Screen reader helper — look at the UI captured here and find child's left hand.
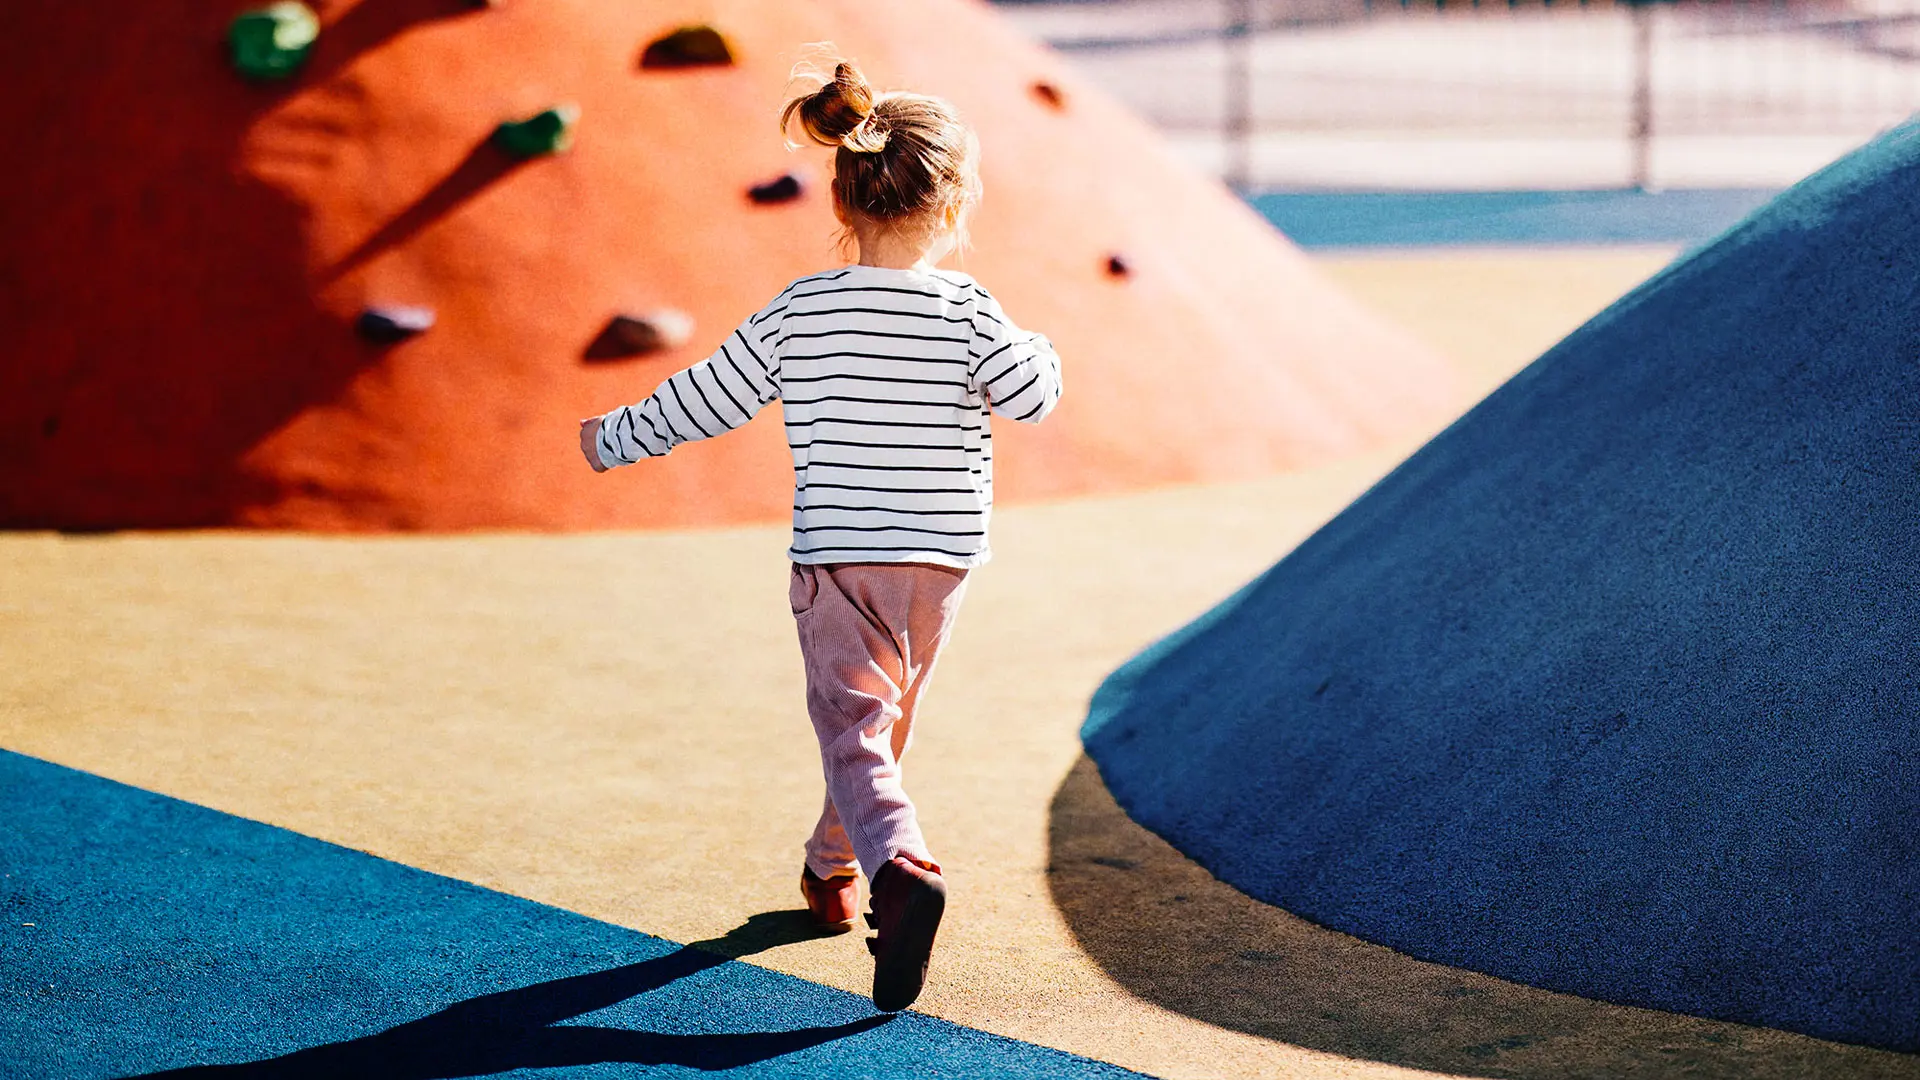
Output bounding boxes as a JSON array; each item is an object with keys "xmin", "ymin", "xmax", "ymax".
[{"xmin": 579, "ymin": 417, "xmax": 609, "ymax": 473}]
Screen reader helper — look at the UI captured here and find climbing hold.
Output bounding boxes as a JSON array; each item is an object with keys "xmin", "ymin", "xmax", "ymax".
[
  {"xmin": 1105, "ymin": 254, "xmax": 1131, "ymax": 279},
  {"xmin": 640, "ymin": 25, "xmax": 734, "ymax": 69},
  {"xmin": 227, "ymin": 2, "xmax": 320, "ymax": 81},
  {"xmin": 1031, "ymin": 81, "xmax": 1066, "ymax": 110},
  {"xmin": 355, "ymin": 305, "xmax": 435, "ymax": 343},
  {"xmin": 493, "ymin": 104, "xmax": 579, "ymax": 159},
  {"xmin": 747, "ymin": 173, "xmax": 804, "ymax": 205},
  {"xmin": 585, "ymin": 310, "xmax": 695, "ymax": 360}
]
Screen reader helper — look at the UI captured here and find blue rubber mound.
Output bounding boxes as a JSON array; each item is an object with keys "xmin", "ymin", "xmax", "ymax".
[
  {"xmin": 1085, "ymin": 120, "xmax": 1920, "ymax": 1052},
  {"xmin": 0, "ymin": 749, "xmax": 1149, "ymax": 1080},
  {"xmin": 1248, "ymin": 187, "xmax": 1779, "ymax": 249}
]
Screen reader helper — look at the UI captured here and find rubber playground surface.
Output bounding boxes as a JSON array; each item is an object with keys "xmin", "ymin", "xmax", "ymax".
[{"xmin": 8, "ymin": 248, "xmax": 1916, "ymax": 1080}]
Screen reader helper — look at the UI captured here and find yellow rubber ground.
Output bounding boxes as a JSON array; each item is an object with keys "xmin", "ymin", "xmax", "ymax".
[{"xmin": 9, "ymin": 249, "xmax": 1909, "ymax": 1079}]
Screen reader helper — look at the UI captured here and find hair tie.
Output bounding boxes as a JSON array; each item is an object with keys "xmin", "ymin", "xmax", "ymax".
[{"xmin": 841, "ymin": 112, "xmax": 890, "ymax": 154}]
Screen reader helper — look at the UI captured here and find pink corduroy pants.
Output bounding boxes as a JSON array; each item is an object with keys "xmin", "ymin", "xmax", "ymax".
[{"xmin": 790, "ymin": 561, "xmax": 969, "ymax": 883}]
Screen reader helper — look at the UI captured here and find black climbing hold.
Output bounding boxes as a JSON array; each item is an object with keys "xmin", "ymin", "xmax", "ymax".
[
  {"xmin": 1106, "ymin": 254, "xmax": 1131, "ymax": 278},
  {"xmin": 493, "ymin": 104, "xmax": 579, "ymax": 159},
  {"xmin": 356, "ymin": 305, "xmax": 435, "ymax": 343},
  {"xmin": 1031, "ymin": 81, "xmax": 1066, "ymax": 110},
  {"xmin": 748, "ymin": 173, "xmax": 804, "ymax": 205},
  {"xmin": 228, "ymin": 2, "xmax": 320, "ymax": 81},
  {"xmin": 640, "ymin": 25, "xmax": 734, "ymax": 69},
  {"xmin": 585, "ymin": 310, "xmax": 695, "ymax": 361}
]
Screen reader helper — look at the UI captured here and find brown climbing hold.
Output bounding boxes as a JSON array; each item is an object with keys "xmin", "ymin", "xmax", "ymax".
[
  {"xmin": 748, "ymin": 173, "xmax": 804, "ymax": 205},
  {"xmin": 1031, "ymin": 81, "xmax": 1066, "ymax": 110},
  {"xmin": 1106, "ymin": 254, "xmax": 1130, "ymax": 279},
  {"xmin": 585, "ymin": 310, "xmax": 695, "ymax": 361},
  {"xmin": 640, "ymin": 25, "xmax": 734, "ymax": 69}
]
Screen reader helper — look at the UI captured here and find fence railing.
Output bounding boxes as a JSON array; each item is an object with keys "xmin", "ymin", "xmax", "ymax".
[{"xmin": 996, "ymin": 0, "xmax": 1920, "ymax": 189}]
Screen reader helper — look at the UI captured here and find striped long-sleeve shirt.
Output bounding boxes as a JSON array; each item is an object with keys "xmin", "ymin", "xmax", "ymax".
[{"xmin": 595, "ymin": 265, "xmax": 1062, "ymax": 568}]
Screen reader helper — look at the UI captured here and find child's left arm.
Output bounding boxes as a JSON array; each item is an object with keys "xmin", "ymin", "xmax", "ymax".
[{"xmin": 581, "ymin": 315, "xmax": 781, "ymax": 472}]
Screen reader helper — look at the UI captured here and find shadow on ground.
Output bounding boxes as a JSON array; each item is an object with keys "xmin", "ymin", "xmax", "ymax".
[
  {"xmin": 133, "ymin": 911, "xmax": 890, "ymax": 1079},
  {"xmin": 1047, "ymin": 755, "xmax": 1920, "ymax": 1080}
]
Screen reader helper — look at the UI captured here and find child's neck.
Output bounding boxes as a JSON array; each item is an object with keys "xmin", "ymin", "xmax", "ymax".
[{"xmin": 852, "ymin": 222, "xmax": 940, "ymax": 272}]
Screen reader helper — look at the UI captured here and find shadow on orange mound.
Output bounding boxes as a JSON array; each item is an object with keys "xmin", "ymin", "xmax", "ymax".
[
  {"xmin": 0, "ymin": 0, "xmax": 1455, "ymax": 531},
  {"xmin": 1046, "ymin": 756, "xmax": 1920, "ymax": 1080}
]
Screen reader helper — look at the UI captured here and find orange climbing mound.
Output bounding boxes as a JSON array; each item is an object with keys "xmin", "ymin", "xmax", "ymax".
[{"xmin": 0, "ymin": 0, "xmax": 1458, "ymax": 531}]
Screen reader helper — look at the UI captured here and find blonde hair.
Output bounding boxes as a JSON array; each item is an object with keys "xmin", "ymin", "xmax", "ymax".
[{"xmin": 781, "ymin": 58, "xmax": 980, "ymax": 249}]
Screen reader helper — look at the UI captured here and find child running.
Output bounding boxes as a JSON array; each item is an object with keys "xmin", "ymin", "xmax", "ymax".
[{"xmin": 576, "ymin": 57, "xmax": 1061, "ymax": 1012}]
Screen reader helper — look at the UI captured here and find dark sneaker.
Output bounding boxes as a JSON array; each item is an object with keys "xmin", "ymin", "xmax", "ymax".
[
  {"xmin": 865, "ymin": 856, "xmax": 947, "ymax": 1011},
  {"xmin": 801, "ymin": 867, "xmax": 859, "ymax": 932}
]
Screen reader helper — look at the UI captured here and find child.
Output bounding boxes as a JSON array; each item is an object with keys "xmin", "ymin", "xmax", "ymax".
[{"xmin": 576, "ymin": 58, "xmax": 1061, "ymax": 1013}]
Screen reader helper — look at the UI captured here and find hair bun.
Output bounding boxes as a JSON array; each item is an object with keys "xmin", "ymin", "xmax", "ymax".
[{"xmin": 783, "ymin": 60, "xmax": 888, "ymax": 153}]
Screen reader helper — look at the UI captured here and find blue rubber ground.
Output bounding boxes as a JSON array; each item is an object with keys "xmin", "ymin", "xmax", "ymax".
[
  {"xmin": 1087, "ymin": 123, "xmax": 1920, "ymax": 1051},
  {"xmin": 0, "ymin": 749, "xmax": 1149, "ymax": 1080},
  {"xmin": 1249, "ymin": 188, "xmax": 1778, "ymax": 248}
]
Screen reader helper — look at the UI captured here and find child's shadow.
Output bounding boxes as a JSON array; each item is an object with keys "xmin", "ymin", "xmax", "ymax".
[{"xmin": 131, "ymin": 910, "xmax": 887, "ymax": 1078}]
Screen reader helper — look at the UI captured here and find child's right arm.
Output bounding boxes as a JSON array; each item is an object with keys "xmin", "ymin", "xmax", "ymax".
[
  {"xmin": 967, "ymin": 288, "xmax": 1062, "ymax": 425},
  {"xmin": 586, "ymin": 313, "xmax": 782, "ymax": 471}
]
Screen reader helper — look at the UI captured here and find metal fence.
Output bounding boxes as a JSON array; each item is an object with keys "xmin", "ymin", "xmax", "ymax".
[{"xmin": 996, "ymin": 0, "xmax": 1920, "ymax": 189}]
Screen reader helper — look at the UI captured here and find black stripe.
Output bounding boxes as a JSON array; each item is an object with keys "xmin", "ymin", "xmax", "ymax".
[
  {"xmin": 799, "ymin": 503, "xmax": 977, "ymax": 516},
  {"xmin": 801, "ymin": 482, "xmax": 980, "ymax": 495},
  {"xmin": 686, "ymin": 364, "xmax": 733, "ymax": 429},
  {"xmin": 783, "ymin": 393, "xmax": 963, "ymax": 408},
  {"xmin": 973, "ymin": 340, "xmax": 1033, "ymax": 377},
  {"xmin": 724, "ymin": 338, "xmax": 771, "ymax": 383},
  {"xmin": 791, "ymin": 543, "xmax": 981, "ymax": 557},
  {"xmin": 803, "ymin": 460, "xmax": 973, "ymax": 473},
  {"xmin": 995, "ymin": 374, "xmax": 1041, "ymax": 409},
  {"xmin": 633, "ymin": 408, "xmax": 668, "ymax": 449},
  {"xmin": 699, "ymin": 360, "xmax": 749, "ymax": 421},
  {"xmin": 667, "ymin": 378, "xmax": 717, "ymax": 440},
  {"xmin": 788, "ymin": 416, "xmax": 958, "ymax": 430},
  {"xmin": 1013, "ymin": 389, "xmax": 1051, "ymax": 422},
  {"xmin": 794, "ymin": 523, "xmax": 985, "ymax": 537},
  {"xmin": 651, "ymin": 403, "xmax": 686, "ymax": 444},
  {"xmin": 718, "ymin": 346, "xmax": 771, "ymax": 408},
  {"xmin": 779, "ymin": 282, "xmax": 975, "ymax": 308},
  {"xmin": 751, "ymin": 269, "xmax": 856, "ymax": 325},
  {"xmin": 783, "ymin": 372, "xmax": 968, "ymax": 389},
  {"xmin": 792, "ymin": 438, "xmax": 962, "ymax": 451},
  {"xmin": 784, "ymin": 306, "xmax": 973, "ymax": 325},
  {"xmin": 730, "ymin": 328, "xmax": 771, "ymax": 372},
  {"xmin": 783, "ymin": 328, "xmax": 968, "ymax": 346},
  {"xmin": 981, "ymin": 362, "xmax": 1030, "ymax": 392},
  {"xmin": 783, "ymin": 350, "xmax": 970, "ymax": 366}
]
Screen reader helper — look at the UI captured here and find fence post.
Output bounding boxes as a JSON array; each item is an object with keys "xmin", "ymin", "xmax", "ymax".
[
  {"xmin": 1225, "ymin": 0, "xmax": 1253, "ymax": 192},
  {"xmin": 1629, "ymin": 0, "xmax": 1655, "ymax": 190}
]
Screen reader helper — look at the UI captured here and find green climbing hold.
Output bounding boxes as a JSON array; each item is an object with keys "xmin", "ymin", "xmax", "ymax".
[
  {"xmin": 228, "ymin": 2, "xmax": 320, "ymax": 81},
  {"xmin": 493, "ymin": 104, "xmax": 580, "ymax": 159}
]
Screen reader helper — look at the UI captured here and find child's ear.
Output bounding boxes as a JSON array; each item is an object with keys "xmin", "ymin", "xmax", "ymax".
[{"xmin": 831, "ymin": 186, "xmax": 851, "ymax": 226}]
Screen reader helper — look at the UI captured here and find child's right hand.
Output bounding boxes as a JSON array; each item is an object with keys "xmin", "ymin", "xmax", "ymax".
[{"xmin": 579, "ymin": 416, "xmax": 609, "ymax": 473}]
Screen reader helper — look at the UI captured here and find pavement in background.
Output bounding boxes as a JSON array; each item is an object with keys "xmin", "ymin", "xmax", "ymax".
[{"xmin": 1250, "ymin": 188, "xmax": 1777, "ymax": 249}]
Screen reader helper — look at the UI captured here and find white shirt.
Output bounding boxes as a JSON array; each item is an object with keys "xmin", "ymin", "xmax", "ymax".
[{"xmin": 596, "ymin": 265, "xmax": 1062, "ymax": 568}]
